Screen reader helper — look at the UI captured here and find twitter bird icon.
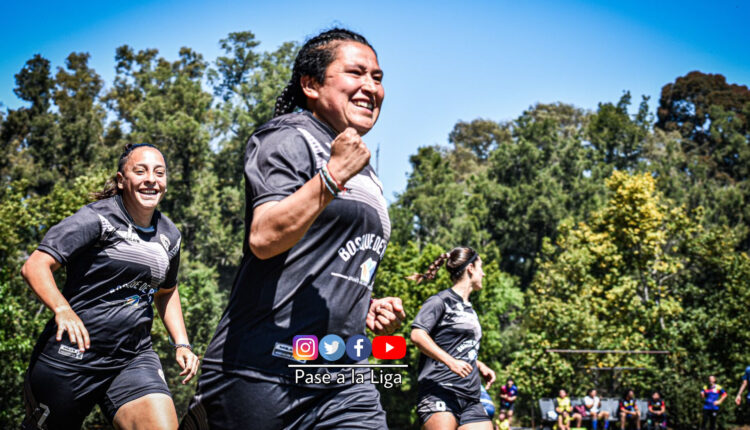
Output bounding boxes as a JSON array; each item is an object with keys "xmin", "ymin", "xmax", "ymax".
[{"xmin": 319, "ymin": 334, "xmax": 345, "ymax": 361}]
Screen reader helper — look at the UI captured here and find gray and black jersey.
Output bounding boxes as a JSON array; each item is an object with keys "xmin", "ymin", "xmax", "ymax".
[
  {"xmin": 201, "ymin": 111, "xmax": 391, "ymax": 386},
  {"xmin": 33, "ymin": 195, "xmax": 181, "ymax": 370},
  {"xmin": 412, "ymin": 288, "xmax": 483, "ymax": 399}
]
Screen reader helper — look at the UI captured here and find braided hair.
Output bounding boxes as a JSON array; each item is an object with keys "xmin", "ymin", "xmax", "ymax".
[
  {"xmin": 408, "ymin": 247, "xmax": 479, "ymax": 284},
  {"xmin": 92, "ymin": 143, "xmax": 166, "ymax": 200},
  {"xmin": 273, "ymin": 28, "xmax": 376, "ymax": 117}
]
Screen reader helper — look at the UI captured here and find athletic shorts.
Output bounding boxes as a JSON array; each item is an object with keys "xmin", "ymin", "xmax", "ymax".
[
  {"xmin": 416, "ymin": 388, "xmax": 491, "ymax": 426},
  {"xmin": 501, "ymin": 401, "xmax": 515, "ymax": 411},
  {"xmin": 22, "ymin": 350, "xmax": 171, "ymax": 429},
  {"xmin": 180, "ymin": 368, "xmax": 388, "ymax": 430}
]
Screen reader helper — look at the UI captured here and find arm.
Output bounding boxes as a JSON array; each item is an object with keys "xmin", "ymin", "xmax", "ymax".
[
  {"xmin": 737, "ymin": 380, "xmax": 747, "ymax": 405},
  {"xmin": 584, "ymin": 398, "xmax": 593, "ymax": 411},
  {"xmin": 476, "ymin": 360, "xmax": 496, "ymax": 389},
  {"xmin": 249, "ymin": 127, "xmax": 369, "ymax": 260},
  {"xmin": 21, "ymin": 250, "xmax": 90, "ymax": 351},
  {"xmin": 716, "ymin": 390, "xmax": 727, "ymax": 405},
  {"xmin": 410, "ymin": 328, "xmax": 472, "ymax": 377},
  {"xmin": 154, "ymin": 286, "xmax": 199, "ymax": 384}
]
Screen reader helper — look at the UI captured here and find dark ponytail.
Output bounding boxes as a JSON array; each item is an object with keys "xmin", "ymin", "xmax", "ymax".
[
  {"xmin": 92, "ymin": 143, "xmax": 165, "ymax": 200},
  {"xmin": 407, "ymin": 247, "xmax": 479, "ymax": 283},
  {"xmin": 273, "ymin": 28, "xmax": 375, "ymax": 117}
]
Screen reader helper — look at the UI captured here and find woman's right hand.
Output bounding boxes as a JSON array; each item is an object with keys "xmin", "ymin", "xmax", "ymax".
[
  {"xmin": 448, "ymin": 357, "xmax": 473, "ymax": 378},
  {"xmin": 54, "ymin": 305, "xmax": 90, "ymax": 351},
  {"xmin": 327, "ymin": 127, "xmax": 370, "ymax": 184}
]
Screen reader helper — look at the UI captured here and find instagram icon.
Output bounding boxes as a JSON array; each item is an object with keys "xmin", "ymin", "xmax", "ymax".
[{"xmin": 292, "ymin": 335, "xmax": 318, "ymax": 361}]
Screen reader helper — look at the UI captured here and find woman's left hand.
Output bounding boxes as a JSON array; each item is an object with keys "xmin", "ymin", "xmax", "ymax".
[
  {"xmin": 367, "ymin": 297, "xmax": 406, "ymax": 335},
  {"xmin": 176, "ymin": 346, "xmax": 200, "ymax": 384}
]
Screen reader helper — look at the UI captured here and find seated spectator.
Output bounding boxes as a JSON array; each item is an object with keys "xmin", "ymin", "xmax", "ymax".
[
  {"xmin": 619, "ymin": 389, "xmax": 641, "ymax": 430},
  {"xmin": 556, "ymin": 388, "xmax": 583, "ymax": 430},
  {"xmin": 495, "ymin": 410, "xmax": 510, "ymax": 430},
  {"xmin": 647, "ymin": 391, "xmax": 667, "ymax": 430},
  {"xmin": 584, "ymin": 389, "xmax": 611, "ymax": 430},
  {"xmin": 500, "ymin": 377, "xmax": 519, "ymax": 421}
]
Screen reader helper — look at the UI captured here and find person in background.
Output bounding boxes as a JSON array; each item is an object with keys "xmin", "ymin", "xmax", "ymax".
[
  {"xmin": 555, "ymin": 388, "xmax": 582, "ymax": 430},
  {"xmin": 735, "ymin": 366, "xmax": 750, "ymax": 425},
  {"xmin": 619, "ymin": 389, "xmax": 640, "ymax": 430},
  {"xmin": 646, "ymin": 391, "xmax": 666, "ymax": 430},
  {"xmin": 411, "ymin": 248, "xmax": 496, "ymax": 430},
  {"xmin": 481, "ymin": 385, "xmax": 496, "ymax": 421},
  {"xmin": 495, "ymin": 410, "xmax": 510, "ymax": 430},
  {"xmin": 499, "ymin": 377, "xmax": 518, "ymax": 423},
  {"xmin": 701, "ymin": 375, "xmax": 727, "ymax": 430},
  {"xmin": 584, "ymin": 388, "xmax": 610, "ymax": 430}
]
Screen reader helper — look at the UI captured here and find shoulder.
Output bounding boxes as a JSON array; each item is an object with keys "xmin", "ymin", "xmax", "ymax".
[
  {"xmin": 153, "ymin": 210, "xmax": 180, "ymax": 238},
  {"xmin": 253, "ymin": 112, "xmax": 327, "ymax": 142}
]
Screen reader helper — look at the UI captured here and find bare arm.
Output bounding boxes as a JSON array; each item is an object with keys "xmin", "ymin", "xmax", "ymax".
[
  {"xmin": 154, "ymin": 286, "xmax": 199, "ymax": 384},
  {"xmin": 410, "ymin": 327, "xmax": 472, "ymax": 378},
  {"xmin": 250, "ymin": 127, "xmax": 369, "ymax": 260},
  {"xmin": 21, "ymin": 250, "xmax": 90, "ymax": 351},
  {"xmin": 737, "ymin": 380, "xmax": 748, "ymax": 405}
]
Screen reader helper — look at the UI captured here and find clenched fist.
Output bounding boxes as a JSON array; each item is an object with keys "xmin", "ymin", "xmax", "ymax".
[{"xmin": 327, "ymin": 127, "xmax": 370, "ymax": 185}]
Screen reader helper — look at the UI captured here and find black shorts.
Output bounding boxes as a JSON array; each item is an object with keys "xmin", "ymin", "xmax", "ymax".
[
  {"xmin": 416, "ymin": 388, "xmax": 491, "ymax": 426},
  {"xmin": 501, "ymin": 401, "xmax": 515, "ymax": 411},
  {"xmin": 180, "ymin": 368, "xmax": 388, "ymax": 430},
  {"xmin": 23, "ymin": 350, "xmax": 171, "ymax": 429}
]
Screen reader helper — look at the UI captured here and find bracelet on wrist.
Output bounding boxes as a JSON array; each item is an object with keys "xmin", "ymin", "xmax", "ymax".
[
  {"xmin": 320, "ymin": 171, "xmax": 338, "ymax": 196},
  {"xmin": 173, "ymin": 343, "xmax": 192, "ymax": 351},
  {"xmin": 321, "ymin": 164, "xmax": 348, "ymax": 194},
  {"xmin": 324, "ymin": 163, "xmax": 347, "ymax": 191}
]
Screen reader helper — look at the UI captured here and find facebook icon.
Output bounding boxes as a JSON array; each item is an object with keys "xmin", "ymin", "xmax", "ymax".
[{"xmin": 345, "ymin": 334, "xmax": 372, "ymax": 361}]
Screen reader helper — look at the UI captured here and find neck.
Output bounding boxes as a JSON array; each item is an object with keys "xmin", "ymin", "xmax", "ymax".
[
  {"xmin": 451, "ymin": 279, "xmax": 472, "ymax": 302},
  {"xmin": 121, "ymin": 195, "xmax": 154, "ymax": 228}
]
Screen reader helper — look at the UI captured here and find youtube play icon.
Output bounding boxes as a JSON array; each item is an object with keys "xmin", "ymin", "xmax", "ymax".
[{"xmin": 372, "ymin": 336, "xmax": 406, "ymax": 360}]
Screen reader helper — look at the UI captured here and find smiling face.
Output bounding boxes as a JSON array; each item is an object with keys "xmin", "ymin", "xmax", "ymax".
[
  {"xmin": 117, "ymin": 146, "xmax": 167, "ymax": 214},
  {"xmin": 302, "ymin": 41, "xmax": 384, "ymax": 135}
]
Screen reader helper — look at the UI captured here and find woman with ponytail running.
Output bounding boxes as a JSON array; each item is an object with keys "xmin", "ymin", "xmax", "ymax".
[
  {"xmin": 410, "ymin": 247, "xmax": 496, "ymax": 430},
  {"xmin": 181, "ymin": 28, "xmax": 404, "ymax": 430}
]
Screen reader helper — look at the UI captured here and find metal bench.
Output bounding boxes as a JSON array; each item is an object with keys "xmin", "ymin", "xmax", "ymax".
[{"xmin": 539, "ymin": 397, "xmax": 649, "ymax": 428}]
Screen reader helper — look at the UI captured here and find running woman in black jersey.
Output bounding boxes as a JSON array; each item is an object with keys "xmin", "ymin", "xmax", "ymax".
[
  {"xmin": 181, "ymin": 28, "xmax": 404, "ymax": 430},
  {"xmin": 410, "ymin": 248, "xmax": 497, "ymax": 430},
  {"xmin": 21, "ymin": 144, "xmax": 199, "ymax": 430}
]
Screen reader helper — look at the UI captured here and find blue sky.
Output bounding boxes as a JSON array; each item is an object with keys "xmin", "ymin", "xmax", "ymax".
[{"xmin": 1, "ymin": 0, "xmax": 749, "ymax": 201}]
